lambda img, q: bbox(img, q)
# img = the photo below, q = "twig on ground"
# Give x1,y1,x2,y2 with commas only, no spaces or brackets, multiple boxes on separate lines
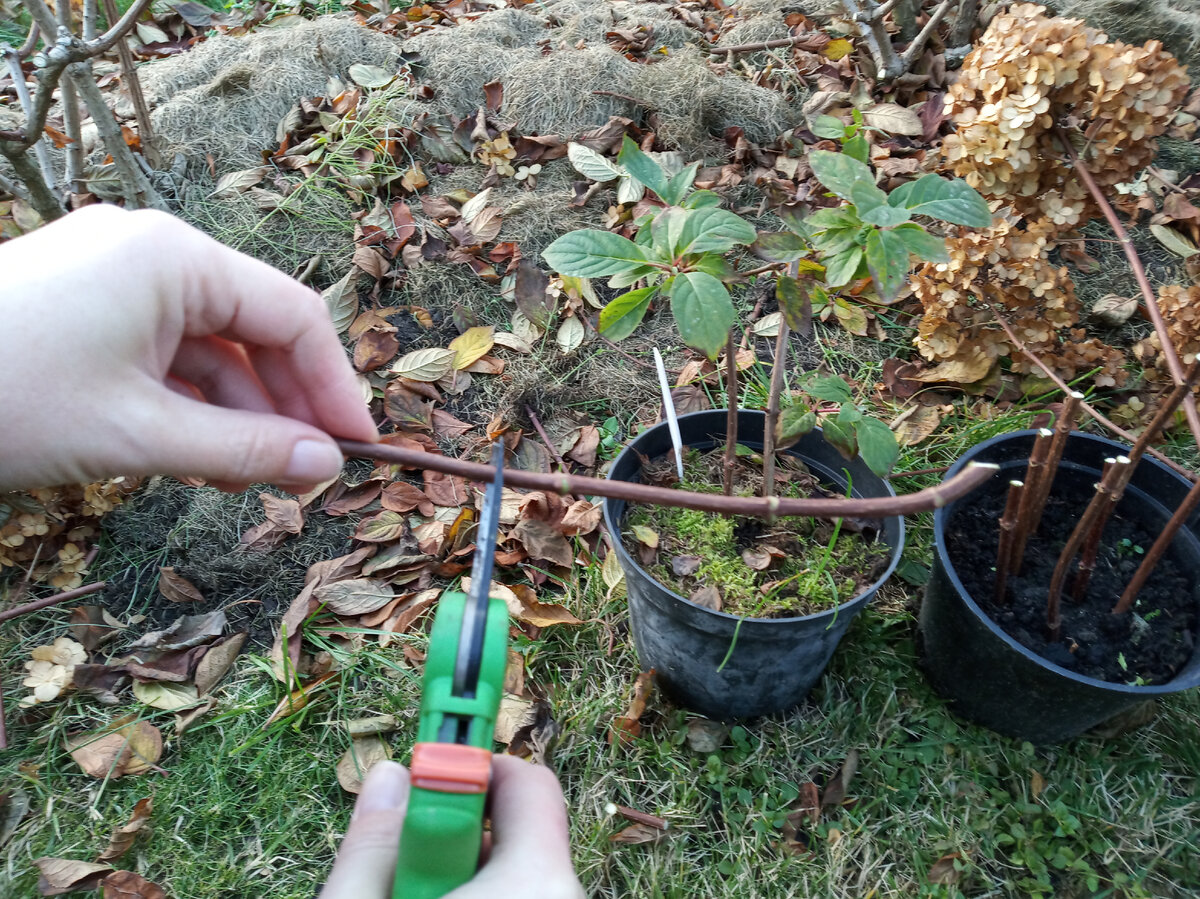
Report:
525,405,572,483
989,307,1196,481
707,33,828,57
1058,128,1200,446
898,0,958,71
0,580,107,623
335,440,999,520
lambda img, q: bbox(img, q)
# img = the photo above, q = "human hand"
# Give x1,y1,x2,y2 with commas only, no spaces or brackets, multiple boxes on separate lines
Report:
0,204,377,493
320,756,583,899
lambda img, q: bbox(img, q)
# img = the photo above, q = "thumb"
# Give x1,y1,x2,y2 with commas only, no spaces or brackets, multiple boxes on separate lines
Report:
133,389,347,487
321,762,410,899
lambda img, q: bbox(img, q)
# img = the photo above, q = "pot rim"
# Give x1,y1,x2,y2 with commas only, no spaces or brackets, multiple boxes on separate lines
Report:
603,409,905,625
935,428,1199,696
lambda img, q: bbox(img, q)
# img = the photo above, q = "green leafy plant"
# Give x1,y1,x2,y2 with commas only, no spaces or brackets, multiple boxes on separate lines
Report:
771,113,993,304
542,137,756,361
774,373,898,477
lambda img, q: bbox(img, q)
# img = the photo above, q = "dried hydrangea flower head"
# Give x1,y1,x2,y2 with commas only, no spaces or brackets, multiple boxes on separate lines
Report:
912,3,1188,388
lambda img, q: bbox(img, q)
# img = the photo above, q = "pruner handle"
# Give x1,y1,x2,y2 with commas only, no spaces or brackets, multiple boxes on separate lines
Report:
391,592,509,899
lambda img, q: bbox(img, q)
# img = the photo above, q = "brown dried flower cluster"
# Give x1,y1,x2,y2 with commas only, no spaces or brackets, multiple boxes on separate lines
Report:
0,478,136,589
914,214,1126,386
913,3,1187,386
1134,285,1200,382
942,3,1189,226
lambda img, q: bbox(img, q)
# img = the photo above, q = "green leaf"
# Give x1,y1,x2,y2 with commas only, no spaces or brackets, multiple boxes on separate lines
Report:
776,275,809,332
811,115,847,139
677,208,757,255
843,133,870,165
776,403,816,449
608,264,659,289
692,255,735,279
669,271,735,359
661,162,700,206
651,207,690,258
683,190,722,209
598,286,657,341
891,222,950,263
856,416,899,476
823,245,865,287
618,136,669,200
752,231,808,263
543,230,650,278
851,182,912,227
812,223,864,257
805,375,853,403
806,206,861,232
822,414,858,460
865,227,910,301
808,149,877,202
887,173,992,227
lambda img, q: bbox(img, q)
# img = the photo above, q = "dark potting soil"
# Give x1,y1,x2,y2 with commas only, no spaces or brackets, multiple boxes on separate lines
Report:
946,469,1199,685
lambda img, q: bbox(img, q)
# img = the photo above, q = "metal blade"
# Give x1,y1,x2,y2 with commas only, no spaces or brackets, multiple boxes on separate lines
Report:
451,440,504,699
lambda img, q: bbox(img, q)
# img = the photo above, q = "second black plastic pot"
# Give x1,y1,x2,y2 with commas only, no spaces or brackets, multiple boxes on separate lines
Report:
602,409,905,720
920,429,1200,743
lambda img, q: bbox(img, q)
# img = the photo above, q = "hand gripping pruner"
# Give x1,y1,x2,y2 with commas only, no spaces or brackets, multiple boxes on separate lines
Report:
392,442,508,899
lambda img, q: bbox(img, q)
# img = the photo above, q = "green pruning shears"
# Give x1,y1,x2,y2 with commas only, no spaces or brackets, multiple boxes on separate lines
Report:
392,442,508,899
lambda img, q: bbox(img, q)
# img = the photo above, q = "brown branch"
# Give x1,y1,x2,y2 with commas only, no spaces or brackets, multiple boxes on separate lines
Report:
899,0,958,69
88,0,153,55
0,580,106,623
4,47,57,188
524,405,570,476
101,0,156,166
1058,129,1200,447
1046,363,1199,637
1047,458,1129,640
840,0,903,80
1008,427,1052,575
0,140,63,219
948,0,978,49
1115,476,1200,614
708,33,829,57
1015,393,1083,572
762,318,790,503
18,23,41,58
993,479,1023,604
335,440,1000,520
1073,457,1119,602
723,332,739,497
990,307,1197,482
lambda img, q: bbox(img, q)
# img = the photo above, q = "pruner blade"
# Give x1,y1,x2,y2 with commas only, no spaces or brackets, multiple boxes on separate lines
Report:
451,441,504,701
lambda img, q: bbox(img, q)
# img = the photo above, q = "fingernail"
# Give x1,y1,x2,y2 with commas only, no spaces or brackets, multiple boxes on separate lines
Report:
357,762,409,814
285,439,342,483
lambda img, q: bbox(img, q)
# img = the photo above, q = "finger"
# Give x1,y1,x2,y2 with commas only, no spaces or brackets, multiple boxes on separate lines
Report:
448,757,580,898
171,227,378,442
246,344,320,426
169,336,277,415
128,385,347,487
320,762,409,899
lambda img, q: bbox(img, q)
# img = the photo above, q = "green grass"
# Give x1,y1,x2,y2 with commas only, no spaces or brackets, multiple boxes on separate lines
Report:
3,335,1200,898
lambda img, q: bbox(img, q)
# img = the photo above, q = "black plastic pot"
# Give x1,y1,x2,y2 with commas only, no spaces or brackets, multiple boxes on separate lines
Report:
921,429,1200,743
602,409,905,720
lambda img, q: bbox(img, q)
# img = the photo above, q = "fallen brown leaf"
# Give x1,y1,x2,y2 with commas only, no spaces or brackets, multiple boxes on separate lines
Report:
264,671,338,728
927,852,966,885
608,823,663,845
34,858,114,896
67,720,163,779
353,330,400,372
97,797,153,862
157,567,203,603
260,493,303,533
689,585,722,611
820,749,859,809
610,670,654,745
510,518,574,567
315,578,395,616
336,734,393,793
194,632,247,695
380,482,435,517
101,870,168,899
565,425,600,468
0,787,29,850
559,500,601,536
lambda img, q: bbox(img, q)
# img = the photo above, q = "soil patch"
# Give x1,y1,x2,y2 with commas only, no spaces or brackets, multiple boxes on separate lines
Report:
622,448,892,617
946,469,1200,685
97,476,363,647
